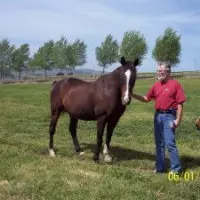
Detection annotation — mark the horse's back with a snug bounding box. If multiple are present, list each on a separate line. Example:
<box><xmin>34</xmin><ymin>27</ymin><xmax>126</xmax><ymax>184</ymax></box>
<box><xmin>51</xmin><ymin>77</ymin><xmax>91</xmax><ymax>101</ymax></box>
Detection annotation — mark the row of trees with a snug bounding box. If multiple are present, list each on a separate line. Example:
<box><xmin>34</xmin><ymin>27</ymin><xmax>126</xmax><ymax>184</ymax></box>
<box><xmin>0</xmin><ymin>36</ymin><xmax>87</xmax><ymax>80</ymax></box>
<box><xmin>0</xmin><ymin>27</ymin><xmax>181</xmax><ymax>80</ymax></box>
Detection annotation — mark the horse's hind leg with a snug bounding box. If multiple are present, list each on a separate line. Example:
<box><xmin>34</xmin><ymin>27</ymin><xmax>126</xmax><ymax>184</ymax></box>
<box><xmin>69</xmin><ymin>117</ymin><xmax>83</xmax><ymax>154</ymax></box>
<box><xmin>49</xmin><ymin>109</ymin><xmax>61</xmax><ymax>157</ymax></box>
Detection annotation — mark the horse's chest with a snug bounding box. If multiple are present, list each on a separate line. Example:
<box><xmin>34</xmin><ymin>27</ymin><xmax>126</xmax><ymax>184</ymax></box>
<box><xmin>94</xmin><ymin>99</ymin><xmax>125</xmax><ymax>118</ymax></box>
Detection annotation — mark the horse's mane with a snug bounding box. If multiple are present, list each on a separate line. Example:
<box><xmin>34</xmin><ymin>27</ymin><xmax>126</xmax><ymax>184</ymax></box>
<box><xmin>95</xmin><ymin>65</ymin><xmax>122</xmax><ymax>81</ymax></box>
<box><xmin>52</xmin><ymin>80</ymin><xmax>57</xmax><ymax>86</ymax></box>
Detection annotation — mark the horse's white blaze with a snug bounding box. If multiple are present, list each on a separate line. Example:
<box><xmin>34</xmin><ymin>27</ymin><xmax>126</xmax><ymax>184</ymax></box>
<box><xmin>123</xmin><ymin>69</ymin><xmax>131</xmax><ymax>103</ymax></box>
<box><xmin>49</xmin><ymin>149</ymin><xmax>56</xmax><ymax>157</ymax></box>
<box><xmin>79</xmin><ymin>151</ymin><xmax>85</xmax><ymax>155</ymax></box>
<box><xmin>103</xmin><ymin>144</ymin><xmax>108</xmax><ymax>155</ymax></box>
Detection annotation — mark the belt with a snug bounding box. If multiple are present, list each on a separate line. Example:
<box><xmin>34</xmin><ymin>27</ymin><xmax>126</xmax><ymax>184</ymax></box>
<box><xmin>156</xmin><ymin>109</ymin><xmax>176</xmax><ymax>114</ymax></box>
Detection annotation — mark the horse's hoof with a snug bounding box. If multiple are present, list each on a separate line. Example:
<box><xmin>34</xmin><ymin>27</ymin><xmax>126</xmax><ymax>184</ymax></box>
<box><xmin>93</xmin><ymin>155</ymin><xmax>100</xmax><ymax>163</ymax></box>
<box><xmin>104</xmin><ymin>154</ymin><xmax>112</xmax><ymax>163</ymax></box>
<box><xmin>75</xmin><ymin>147</ymin><xmax>81</xmax><ymax>152</ymax></box>
<box><xmin>49</xmin><ymin>149</ymin><xmax>56</xmax><ymax>157</ymax></box>
<box><xmin>79</xmin><ymin>151</ymin><xmax>84</xmax><ymax>155</ymax></box>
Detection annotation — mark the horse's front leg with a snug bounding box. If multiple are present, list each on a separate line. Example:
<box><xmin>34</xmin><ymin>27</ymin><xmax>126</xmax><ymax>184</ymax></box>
<box><xmin>103</xmin><ymin>119</ymin><xmax>118</xmax><ymax>162</ymax></box>
<box><xmin>93</xmin><ymin>119</ymin><xmax>106</xmax><ymax>162</ymax></box>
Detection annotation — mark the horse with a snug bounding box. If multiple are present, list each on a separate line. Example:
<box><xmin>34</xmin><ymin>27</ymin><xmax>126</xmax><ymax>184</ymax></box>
<box><xmin>49</xmin><ymin>56</ymin><xmax>139</xmax><ymax>162</ymax></box>
<box><xmin>195</xmin><ymin>116</ymin><xmax>200</xmax><ymax>130</ymax></box>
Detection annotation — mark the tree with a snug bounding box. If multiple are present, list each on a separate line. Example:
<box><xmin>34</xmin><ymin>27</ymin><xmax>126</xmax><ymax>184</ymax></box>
<box><xmin>31</xmin><ymin>40</ymin><xmax>54</xmax><ymax>78</ymax></box>
<box><xmin>12</xmin><ymin>44</ymin><xmax>30</xmax><ymax>79</ymax></box>
<box><xmin>52</xmin><ymin>37</ymin><xmax>87</xmax><ymax>75</ymax></box>
<box><xmin>28</xmin><ymin>57</ymin><xmax>38</xmax><ymax>76</ymax></box>
<box><xmin>52</xmin><ymin>36</ymin><xmax>68</xmax><ymax>72</ymax></box>
<box><xmin>152</xmin><ymin>27</ymin><xmax>181</xmax><ymax>66</ymax></box>
<box><xmin>95</xmin><ymin>34</ymin><xmax>119</xmax><ymax>74</ymax></box>
<box><xmin>73</xmin><ymin>39</ymin><xmax>87</xmax><ymax>67</ymax></box>
<box><xmin>119</xmin><ymin>30</ymin><xmax>148</xmax><ymax>65</ymax></box>
<box><xmin>67</xmin><ymin>39</ymin><xmax>87</xmax><ymax>74</ymax></box>
<box><xmin>0</xmin><ymin>38</ymin><xmax>15</xmax><ymax>81</ymax></box>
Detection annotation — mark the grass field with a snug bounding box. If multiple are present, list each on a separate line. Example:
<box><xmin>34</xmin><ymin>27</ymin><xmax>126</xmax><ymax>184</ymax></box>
<box><xmin>0</xmin><ymin>78</ymin><xmax>200</xmax><ymax>200</ymax></box>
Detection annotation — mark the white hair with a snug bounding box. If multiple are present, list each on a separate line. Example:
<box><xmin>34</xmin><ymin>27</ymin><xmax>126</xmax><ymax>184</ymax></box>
<box><xmin>158</xmin><ymin>61</ymin><xmax>171</xmax><ymax>73</ymax></box>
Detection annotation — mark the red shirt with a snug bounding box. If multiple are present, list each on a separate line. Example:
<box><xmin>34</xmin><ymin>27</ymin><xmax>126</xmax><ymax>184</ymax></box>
<box><xmin>146</xmin><ymin>79</ymin><xmax>186</xmax><ymax>110</ymax></box>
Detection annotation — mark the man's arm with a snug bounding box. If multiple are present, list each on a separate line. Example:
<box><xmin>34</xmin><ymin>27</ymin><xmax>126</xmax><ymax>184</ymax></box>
<box><xmin>173</xmin><ymin>104</ymin><xmax>184</xmax><ymax>128</ymax></box>
<box><xmin>131</xmin><ymin>93</ymin><xmax>150</xmax><ymax>103</ymax></box>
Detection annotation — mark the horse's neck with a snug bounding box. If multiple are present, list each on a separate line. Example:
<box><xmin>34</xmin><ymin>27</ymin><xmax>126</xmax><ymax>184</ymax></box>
<box><xmin>102</xmin><ymin>69</ymin><xmax>121</xmax><ymax>89</ymax></box>
<box><xmin>95</xmin><ymin>67</ymin><xmax>121</xmax><ymax>87</ymax></box>
<box><xmin>111</xmin><ymin>67</ymin><xmax>121</xmax><ymax>80</ymax></box>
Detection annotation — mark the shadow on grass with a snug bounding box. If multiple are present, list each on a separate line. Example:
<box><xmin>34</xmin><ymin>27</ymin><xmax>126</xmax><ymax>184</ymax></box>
<box><xmin>1</xmin><ymin>138</ymin><xmax>200</xmax><ymax>171</ymax></box>
<box><xmin>81</xmin><ymin>142</ymin><xmax>157</xmax><ymax>162</ymax></box>
<box><xmin>80</xmin><ymin>143</ymin><xmax>200</xmax><ymax>170</ymax></box>
<box><xmin>180</xmin><ymin>155</ymin><xmax>200</xmax><ymax>171</ymax></box>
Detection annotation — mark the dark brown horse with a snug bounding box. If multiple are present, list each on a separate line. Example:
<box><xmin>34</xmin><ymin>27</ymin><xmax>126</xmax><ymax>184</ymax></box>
<box><xmin>49</xmin><ymin>56</ymin><xmax>139</xmax><ymax>162</ymax></box>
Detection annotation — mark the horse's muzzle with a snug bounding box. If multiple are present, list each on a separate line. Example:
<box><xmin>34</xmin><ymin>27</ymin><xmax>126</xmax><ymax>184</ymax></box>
<box><xmin>121</xmin><ymin>95</ymin><xmax>131</xmax><ymax>105</ymax></box>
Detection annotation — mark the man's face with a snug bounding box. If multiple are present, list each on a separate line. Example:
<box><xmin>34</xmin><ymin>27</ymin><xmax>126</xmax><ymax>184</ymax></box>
<box><xmin>156</xmin><ymin>65</ymin><xmax>169</xmax><ymax>81</ymax></box>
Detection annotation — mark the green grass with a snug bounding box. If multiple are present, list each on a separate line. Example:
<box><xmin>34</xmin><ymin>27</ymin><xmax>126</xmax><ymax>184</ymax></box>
<box><xmin>0</xmin><ymin>78</ymin><xmax>200</xmax><ymax>200</ymax></box>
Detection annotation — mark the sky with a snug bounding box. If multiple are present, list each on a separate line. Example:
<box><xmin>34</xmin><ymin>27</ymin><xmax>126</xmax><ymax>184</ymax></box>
<box><xmin>1</xmin><ymin>0</ymin><xmax>200</xmax><ymax>72</ymax></box>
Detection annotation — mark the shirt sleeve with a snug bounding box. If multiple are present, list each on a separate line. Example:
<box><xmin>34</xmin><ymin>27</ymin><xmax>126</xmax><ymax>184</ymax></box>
<box><xmin>175</xmin><ymin>81</ymin><xmax>186</xmax><ymax>104</ymax></box>
<box><xmin>146</xmin><ymin>84</ymin><xmax>156</xmax><ymax>100</ymax></box>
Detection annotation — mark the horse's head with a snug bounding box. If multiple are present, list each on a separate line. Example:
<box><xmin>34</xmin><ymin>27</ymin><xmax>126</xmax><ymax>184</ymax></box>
<box><xmin>119</xmin><ymin>56</ymin><xmax>139</xmax><ymax>105</ymax></box>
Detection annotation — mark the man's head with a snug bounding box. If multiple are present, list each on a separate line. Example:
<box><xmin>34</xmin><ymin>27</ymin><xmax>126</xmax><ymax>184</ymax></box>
<box><xmin>156</xmin><ymin>62</ymin><xmax>171</xmax><ymax>82</ymax></box>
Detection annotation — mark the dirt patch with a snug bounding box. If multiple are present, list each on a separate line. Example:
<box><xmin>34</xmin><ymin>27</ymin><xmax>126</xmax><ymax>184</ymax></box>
<box><xmin>0</xmin><ymin>180</ymin><xmax>9</xmax><ymax>186</ymax></box>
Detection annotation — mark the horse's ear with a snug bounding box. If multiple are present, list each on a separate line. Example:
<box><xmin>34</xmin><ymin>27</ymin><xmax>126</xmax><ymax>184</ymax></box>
<box><xmin>134</xmin><ymin>58</ymin><xmax>140</xmax><ymax>66</ymax></box>
<box><xmin>120</xmin><ymin>56</ymin><xmax>126</xmax><ymax>65</ymax></box>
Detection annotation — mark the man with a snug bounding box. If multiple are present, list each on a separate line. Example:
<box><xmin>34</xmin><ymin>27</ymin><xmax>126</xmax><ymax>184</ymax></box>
<box><xmin>132</xmin><ymin>62</ymin><xmax>186</xmax><ymax>173</ymax></box>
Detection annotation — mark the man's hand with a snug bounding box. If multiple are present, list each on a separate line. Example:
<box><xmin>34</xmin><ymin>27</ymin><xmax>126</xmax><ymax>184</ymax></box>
<box><xmin>173</xmin><ymin>119</ymin><xmax>180</xmax><ymax>128</ymax></box>
<box><xmin>169</xmin><ymin>119</ymin><xmax>180</xmax><ymax>129</ymax></box>
<box><xmin>172</xmin><ymin>104</ymin><xmax>184</xmax><ymax>128</ymax></box>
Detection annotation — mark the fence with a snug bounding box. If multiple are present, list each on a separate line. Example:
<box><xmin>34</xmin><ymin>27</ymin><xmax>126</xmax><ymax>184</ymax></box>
<box><xmin>1</xmin><ymin>71</ymin><xmax>200</xmax><ymax>84</ymax></box>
